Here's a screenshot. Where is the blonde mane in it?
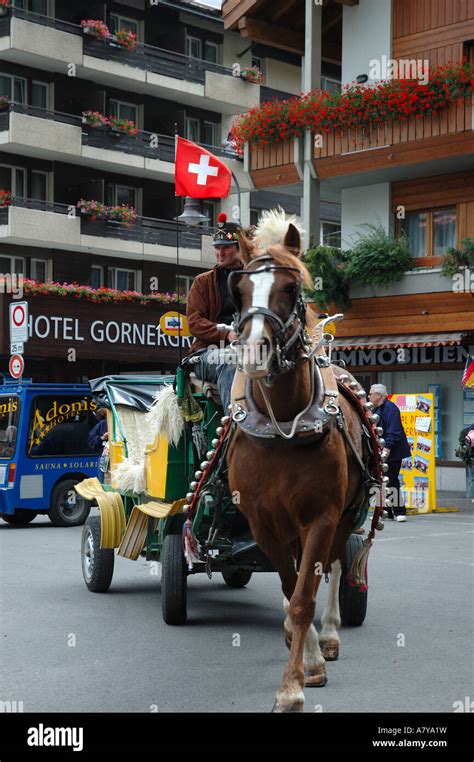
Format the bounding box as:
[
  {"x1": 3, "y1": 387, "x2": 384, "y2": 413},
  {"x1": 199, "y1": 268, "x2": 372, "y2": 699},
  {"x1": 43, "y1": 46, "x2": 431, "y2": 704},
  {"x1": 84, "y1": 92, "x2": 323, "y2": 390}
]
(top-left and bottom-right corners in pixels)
[{"x1": 249, "y1": 207, "x2": 313, "y2": 290}]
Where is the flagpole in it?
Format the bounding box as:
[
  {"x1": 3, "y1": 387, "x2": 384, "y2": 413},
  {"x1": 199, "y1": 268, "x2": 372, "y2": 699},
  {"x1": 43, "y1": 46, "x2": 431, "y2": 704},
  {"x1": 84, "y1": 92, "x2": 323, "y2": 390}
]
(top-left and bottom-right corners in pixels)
[{"x1": 174, "y1": 123, "x2": 182, "y2": 367}]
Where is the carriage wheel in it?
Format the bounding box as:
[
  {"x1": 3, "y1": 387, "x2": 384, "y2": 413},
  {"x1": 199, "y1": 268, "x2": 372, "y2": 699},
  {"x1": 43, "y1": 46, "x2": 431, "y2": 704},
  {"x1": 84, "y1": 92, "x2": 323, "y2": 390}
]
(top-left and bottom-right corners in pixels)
[
  {"x1": 222, "y1": 569, "x2": 252, "y2": 588},
  {"x1": 161, "y1": 534, "x2": 187, "y2": 625},
  {"x1": 339, "y1": 533, "x2": 368, "y2": 626},
  {"x1": 81, "y1": 516, "x2": 114, "y2": 592}
]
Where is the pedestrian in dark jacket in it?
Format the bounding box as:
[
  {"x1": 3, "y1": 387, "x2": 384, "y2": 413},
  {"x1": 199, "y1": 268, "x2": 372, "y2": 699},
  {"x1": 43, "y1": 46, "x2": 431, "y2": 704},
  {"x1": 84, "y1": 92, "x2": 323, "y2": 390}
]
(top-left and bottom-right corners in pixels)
[
  {"x1": 88, "y1": 408, "x2": 108, "y2": 452},
  {"x1": 369, "y1": 384, "x2": 411, "y2": 522}
]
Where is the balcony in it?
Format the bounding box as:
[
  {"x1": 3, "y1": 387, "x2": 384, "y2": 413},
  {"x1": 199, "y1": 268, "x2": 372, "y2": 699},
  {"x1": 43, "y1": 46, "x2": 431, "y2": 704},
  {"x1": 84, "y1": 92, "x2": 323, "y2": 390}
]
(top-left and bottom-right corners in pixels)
[
  {"x1": 0, "y1": 8, "x2": 258, "y2": 114},
  {"x1": 313, "y1": 99, "x2": 474, "y2": 185},
  {"x1": 0, "y1": 104, "x2": 247, "y2": 187},
  {"x1": 246, "y1": 99, "x2": 474, "y2": 191},
  {"x1": 0, "y1": 198, "x2": 215, "y2": 267}
]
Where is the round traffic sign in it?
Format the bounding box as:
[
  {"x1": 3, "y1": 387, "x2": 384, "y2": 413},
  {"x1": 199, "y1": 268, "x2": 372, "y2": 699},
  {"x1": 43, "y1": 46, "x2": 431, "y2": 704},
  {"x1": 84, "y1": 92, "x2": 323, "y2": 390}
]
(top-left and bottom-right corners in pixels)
[
  {"x1": 9, "y1": 354, "x2": 24, "y2": 379},
  {"x1": 11, "y1": 304, "x2": 26, "y2": 327}
]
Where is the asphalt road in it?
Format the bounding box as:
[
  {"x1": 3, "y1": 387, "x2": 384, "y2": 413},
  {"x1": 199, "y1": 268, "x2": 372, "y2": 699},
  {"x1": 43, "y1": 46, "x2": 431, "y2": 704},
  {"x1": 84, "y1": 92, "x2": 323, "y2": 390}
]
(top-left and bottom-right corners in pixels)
[{"x1": 1, "y1": 510, "x2": 473, "y2": 714}]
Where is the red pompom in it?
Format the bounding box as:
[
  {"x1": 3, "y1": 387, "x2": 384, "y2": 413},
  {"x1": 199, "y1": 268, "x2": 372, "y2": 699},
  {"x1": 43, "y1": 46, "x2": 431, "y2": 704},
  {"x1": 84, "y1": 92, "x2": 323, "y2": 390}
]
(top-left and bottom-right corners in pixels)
[{"x1": 217, "y1": 212, "x2": 227, "y2": 223}]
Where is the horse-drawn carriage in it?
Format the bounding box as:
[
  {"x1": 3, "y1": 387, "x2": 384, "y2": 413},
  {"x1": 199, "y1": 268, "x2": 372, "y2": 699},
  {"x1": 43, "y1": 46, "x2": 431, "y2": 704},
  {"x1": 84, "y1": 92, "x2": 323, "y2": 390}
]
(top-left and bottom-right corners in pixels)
[{"x1": 77, "y1": 369, "x2": 368, "y2": 627}]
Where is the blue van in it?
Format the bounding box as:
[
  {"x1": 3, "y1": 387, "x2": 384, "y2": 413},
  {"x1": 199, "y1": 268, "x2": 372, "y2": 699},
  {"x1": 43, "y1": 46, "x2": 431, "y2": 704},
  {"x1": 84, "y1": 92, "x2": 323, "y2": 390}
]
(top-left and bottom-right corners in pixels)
[{"x1": 0, "y1": 378, "x2": 99, "y2": 526}]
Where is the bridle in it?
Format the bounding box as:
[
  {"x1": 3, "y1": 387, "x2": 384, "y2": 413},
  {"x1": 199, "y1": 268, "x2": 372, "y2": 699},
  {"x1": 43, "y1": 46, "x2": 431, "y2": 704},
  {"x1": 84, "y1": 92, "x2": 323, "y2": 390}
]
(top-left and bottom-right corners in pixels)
[{"x1": 228, "y1": 253, "x2": 313, "y2": 382}]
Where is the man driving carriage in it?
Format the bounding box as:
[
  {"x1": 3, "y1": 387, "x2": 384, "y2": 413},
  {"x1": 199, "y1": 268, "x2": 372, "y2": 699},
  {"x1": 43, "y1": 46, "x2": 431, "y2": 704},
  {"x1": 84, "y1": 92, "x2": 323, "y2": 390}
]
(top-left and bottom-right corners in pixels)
[{"x1": 186, "y1": 213, "x2": 242, "y2": 413}]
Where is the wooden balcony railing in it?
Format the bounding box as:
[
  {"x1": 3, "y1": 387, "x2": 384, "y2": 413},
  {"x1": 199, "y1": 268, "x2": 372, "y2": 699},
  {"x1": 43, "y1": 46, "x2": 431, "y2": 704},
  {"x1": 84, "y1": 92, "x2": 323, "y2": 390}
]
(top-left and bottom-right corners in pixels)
[
  {"x1": 313, "y1": 99, "x2": 473, "y2": 178},
  {"x1": 248, "y1": 139, "x2": 300, "y2": 188}
]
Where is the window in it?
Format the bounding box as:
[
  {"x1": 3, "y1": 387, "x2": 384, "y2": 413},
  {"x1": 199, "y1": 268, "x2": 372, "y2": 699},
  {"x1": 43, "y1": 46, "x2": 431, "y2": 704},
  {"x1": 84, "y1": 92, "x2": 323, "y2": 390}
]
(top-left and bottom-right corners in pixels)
[
  {"x1": 201, "y1": 121, "x2": 217, "y2": 147},
  {"x1": 252, "y1": 55, "x2": 262, "y2": 71},
  {"x1": 205, "y1": 42, "x2": 218, "y2": 64},
  {"x1": 0, "y1": 396, "x2": 20, "y2": 460},
  {"x1": 110, "y1": 14, "x2": 139, "y2": 37},
  {"x1": 107, "y1": 184, "x2": 137, "y2": 208},
  {"x1": 186, "y1": 118, "x2": 218, "y2": 146},
  {"x1": 175, "y1": 274, "x2": 195, "y2": 296},
  {"x1": 30, "y1": 259, "x2": 47, "y2": 281},
  {"x1": 31, "y1": 81, "x2": 48, "y2": 110},
  {"x1": 109, "y1": 268, "x2": 137, "y2": 291},
  {"x1": 91, "y1": 266, "x2": 104, "y2": 289},
  {"x1": 250, "y1": 208, "x2": 260, "y2": 226},
  {"x1": 109, "y1": 99, "x2": 138, "y2": 124},
  {"x1": 202, "y1": 200, "x2": 215, "y2": 227},
  {"x1": 31, "y1": 171, "x2": 48, "y2": 201},
  {"x1": 0, "y1": 256, "x2": 24, "y2": 274},
  {"x1": 186, "y1": 35, "x2": 202, "y2": 59},
  {"x1": 321, "y1": 221, "x2": 341, "y2": 248},
  {"x1": 185, "y1": 117, "x2": 200, "y2": 143},
  {"x1": 0, "y1": 74, "x2": 27, "y2": 104},
  {"x1": 400, "y1": 209, "x2": 456, "y2": 260},
  {"x1": 13, "y1": 0, "x2": 48, "y2": 13},
  {"x1": 27, "y1": 396, "x2": 96, "y2": 457},
  {"x1": 0, "y1": 165, "x2": 26, "y2": 197},
  {"x1": 321, "y1": 77, "x2": 341, "y2": 93}
]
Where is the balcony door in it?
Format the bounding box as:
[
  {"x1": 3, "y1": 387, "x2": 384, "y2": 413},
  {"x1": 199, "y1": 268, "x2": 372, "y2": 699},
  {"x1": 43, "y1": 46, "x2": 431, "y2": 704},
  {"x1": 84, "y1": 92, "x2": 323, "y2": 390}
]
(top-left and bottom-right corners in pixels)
[{"x1": 0, "y1": 165, "x2": 26, "y2": 197}]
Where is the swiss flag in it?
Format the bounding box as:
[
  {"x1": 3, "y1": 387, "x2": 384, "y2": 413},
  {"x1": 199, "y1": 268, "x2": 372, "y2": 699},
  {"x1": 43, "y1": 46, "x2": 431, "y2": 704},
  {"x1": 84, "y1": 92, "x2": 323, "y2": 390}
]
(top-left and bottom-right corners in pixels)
[{"x1": 175, "y1": 136, "x2": 232, "y2": 198}]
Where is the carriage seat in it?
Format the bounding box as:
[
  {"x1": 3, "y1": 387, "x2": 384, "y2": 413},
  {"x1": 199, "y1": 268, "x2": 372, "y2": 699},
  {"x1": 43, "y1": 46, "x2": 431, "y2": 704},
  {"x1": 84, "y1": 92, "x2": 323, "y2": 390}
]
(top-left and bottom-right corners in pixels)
[{"x1": 189, "y1": 372, "x2": 222, "y2": 407}]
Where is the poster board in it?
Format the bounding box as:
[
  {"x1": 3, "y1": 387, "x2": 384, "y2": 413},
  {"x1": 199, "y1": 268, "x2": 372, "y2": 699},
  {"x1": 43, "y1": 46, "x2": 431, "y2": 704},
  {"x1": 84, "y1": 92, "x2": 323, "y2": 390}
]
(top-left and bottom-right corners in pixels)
[{"x1": 389, "y1": 393, "x2": 436, "y2": 514}]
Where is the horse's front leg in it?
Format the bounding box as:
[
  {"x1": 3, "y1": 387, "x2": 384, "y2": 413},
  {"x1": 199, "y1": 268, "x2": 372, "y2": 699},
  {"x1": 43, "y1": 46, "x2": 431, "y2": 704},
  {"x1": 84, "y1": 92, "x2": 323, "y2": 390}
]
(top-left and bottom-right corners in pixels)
[
  {"x1": 319, "y1": 559, "x2": 342, "y2": 661},
  {"x1": 283, "y1": 596, "x2": 327, "y2": 686},
  {"x1": 274, "y1": 516, "x2": 338, "y2": 713}
]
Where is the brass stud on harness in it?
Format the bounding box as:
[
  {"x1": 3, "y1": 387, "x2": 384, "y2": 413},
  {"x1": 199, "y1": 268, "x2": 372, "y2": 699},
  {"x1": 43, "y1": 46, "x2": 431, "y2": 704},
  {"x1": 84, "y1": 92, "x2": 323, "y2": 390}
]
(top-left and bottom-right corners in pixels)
[
  {"x1": 200, "y1": 461, "x2": 210, "y2": 470},
  {"x1": 211, "y1": 438, "x2": 219, "y2": 447},
  {"x1": 356, "y1": 390, "x2": 367, "y2": 399},
  {"x1": 382, "y1": 475, "x2": 390, "y2": 483},
  {"x1": 349, "y1": 381, "x2": 359, "y2": 390},
  {"x1": 216, "y1": 426, "x2": 224, "y2": 436},
  {"x1": 339, "y1": 374, "x2": 349, "y2": 383},
  {"x1": 376, "y1": 427, "x2": 384, "y2": 436},
  {"x1": 186, "y1": 492, "x2": 194, "y2": 501},
  {"x1": 220, "y1": 416, "x2": 230, "y2": 425},
  {"x1": 206, "y1": 450, "x2": 215, "y2": 460},
  {"x1": 194, "y1": 470, "x2": 203, "y2": 479},
  {"x1": 370, "y1": 413, "x2": 380, "y2": 424},
  {"x1": 364, "y1": 402, "x2": 374, "y2": 411},
  {"x1": 379, "y1": 438, "x2": 386, "y2": 448},
  {"x1": 382, "y1": 463, "x2": 389, "y2": 473},
  {"x1": 190, "y1": 481, "x2": 198, "y2": 490}
]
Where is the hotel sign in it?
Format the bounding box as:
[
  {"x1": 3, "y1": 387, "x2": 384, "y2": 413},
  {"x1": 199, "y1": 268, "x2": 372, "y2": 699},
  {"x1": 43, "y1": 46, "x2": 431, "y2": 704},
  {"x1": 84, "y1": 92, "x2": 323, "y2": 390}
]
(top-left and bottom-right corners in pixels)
[{"x1": 0, "y1": 296, "x2": 191, "y2": 363}]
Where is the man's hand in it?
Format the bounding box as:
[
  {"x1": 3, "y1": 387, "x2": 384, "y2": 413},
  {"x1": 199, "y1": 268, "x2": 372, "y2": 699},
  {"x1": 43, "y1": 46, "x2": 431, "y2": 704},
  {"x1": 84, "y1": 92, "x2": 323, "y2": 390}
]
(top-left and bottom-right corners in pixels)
[{"x1": 227, "y1": 330, "x2": 238, "y2": 343}]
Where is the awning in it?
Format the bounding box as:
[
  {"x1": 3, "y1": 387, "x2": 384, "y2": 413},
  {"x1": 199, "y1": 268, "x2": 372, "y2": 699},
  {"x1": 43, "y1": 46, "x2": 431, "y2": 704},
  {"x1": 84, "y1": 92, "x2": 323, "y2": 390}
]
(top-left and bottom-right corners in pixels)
[{"x1": 332, "y1": 333, "x2": 465, "y2": 351}]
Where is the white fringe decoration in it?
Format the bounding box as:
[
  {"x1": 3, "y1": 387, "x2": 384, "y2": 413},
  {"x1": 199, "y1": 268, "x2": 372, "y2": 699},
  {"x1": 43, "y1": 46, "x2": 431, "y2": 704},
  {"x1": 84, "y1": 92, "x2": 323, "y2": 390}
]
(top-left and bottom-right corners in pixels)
[
  {"x1": 253, "y1": 206, "x2": 305, "y2": 251},
  {"x1": 112, "y1": 458, "x2": 146, "y2": 494},
  {"x1": 145, "y1": 384, "x2": 184, "y2": 447}
]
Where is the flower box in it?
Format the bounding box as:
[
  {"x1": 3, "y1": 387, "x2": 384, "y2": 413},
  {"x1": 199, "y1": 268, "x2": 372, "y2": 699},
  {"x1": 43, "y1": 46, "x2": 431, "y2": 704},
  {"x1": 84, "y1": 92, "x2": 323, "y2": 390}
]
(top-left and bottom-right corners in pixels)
[
  {"x1": 108, "y1": 116, "x2": 139, "y2": 137},
  {"x1": 80, "y1": 19, "x2": 110, "y2": 42},
  {"x1": 115, "y1": 28, "x2": 138, "y2": 52},
  {"x1": 0, "y1": 188, "x2": 12, "y2": 207},
  {"x1": 82, "y1": 110, "x2": 109, "y2": 128},
  {"x1": 240, "y1": 66, "x2": 264, "y2": 84}
]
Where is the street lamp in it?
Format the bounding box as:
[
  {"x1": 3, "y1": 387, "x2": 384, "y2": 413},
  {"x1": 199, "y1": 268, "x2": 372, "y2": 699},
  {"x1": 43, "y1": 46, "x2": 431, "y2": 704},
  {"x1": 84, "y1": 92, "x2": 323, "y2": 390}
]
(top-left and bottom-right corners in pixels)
[{"x1": 174, "y1": 197, "x2": 209, "y2": 226}]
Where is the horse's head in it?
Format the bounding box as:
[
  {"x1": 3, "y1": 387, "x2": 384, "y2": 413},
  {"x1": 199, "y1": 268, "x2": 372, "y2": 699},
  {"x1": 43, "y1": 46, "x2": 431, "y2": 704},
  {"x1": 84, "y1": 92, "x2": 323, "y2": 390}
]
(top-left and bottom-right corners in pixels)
[{"x1": 229, "y1": 210, "x2": 313, "y2": 379}]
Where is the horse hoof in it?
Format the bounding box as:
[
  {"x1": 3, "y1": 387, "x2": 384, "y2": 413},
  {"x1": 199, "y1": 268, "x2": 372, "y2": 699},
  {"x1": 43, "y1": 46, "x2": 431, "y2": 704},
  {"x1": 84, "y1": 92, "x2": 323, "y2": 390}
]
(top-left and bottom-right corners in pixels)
[
  {"x1": 272, "y1": 698, "x2": 304, "y2": 713},
  {"x1": 304, "y1": 665, "x2": 327, "y2": 687},
  {"x1": 321, "y1": 641, "x2": 340, "y2": 661}
]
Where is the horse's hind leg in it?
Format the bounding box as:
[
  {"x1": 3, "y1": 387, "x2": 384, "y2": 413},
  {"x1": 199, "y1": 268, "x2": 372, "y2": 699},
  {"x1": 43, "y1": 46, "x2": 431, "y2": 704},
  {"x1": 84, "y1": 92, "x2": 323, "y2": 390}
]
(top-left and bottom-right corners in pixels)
[{"x1": 320, "y1": 559, "x2": 342, "y2": 661}]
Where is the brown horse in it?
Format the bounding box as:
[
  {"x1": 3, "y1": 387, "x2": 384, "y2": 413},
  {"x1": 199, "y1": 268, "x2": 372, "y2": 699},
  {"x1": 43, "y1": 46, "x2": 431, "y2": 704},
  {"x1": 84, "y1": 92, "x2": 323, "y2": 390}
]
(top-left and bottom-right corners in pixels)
[{"x1": 227, "y1": 213, "x2": 378, "y2": 712}]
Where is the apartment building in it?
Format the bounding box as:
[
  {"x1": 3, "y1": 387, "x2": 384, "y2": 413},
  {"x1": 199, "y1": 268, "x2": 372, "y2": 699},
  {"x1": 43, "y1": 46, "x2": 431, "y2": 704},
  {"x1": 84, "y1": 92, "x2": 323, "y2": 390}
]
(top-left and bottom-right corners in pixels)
[
  {"x1": 0, "y1": 0, "x2": 308, "y2": 379},
  {"x1": 224, "y1": 0, "x2": 474, "y2": 488}
]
